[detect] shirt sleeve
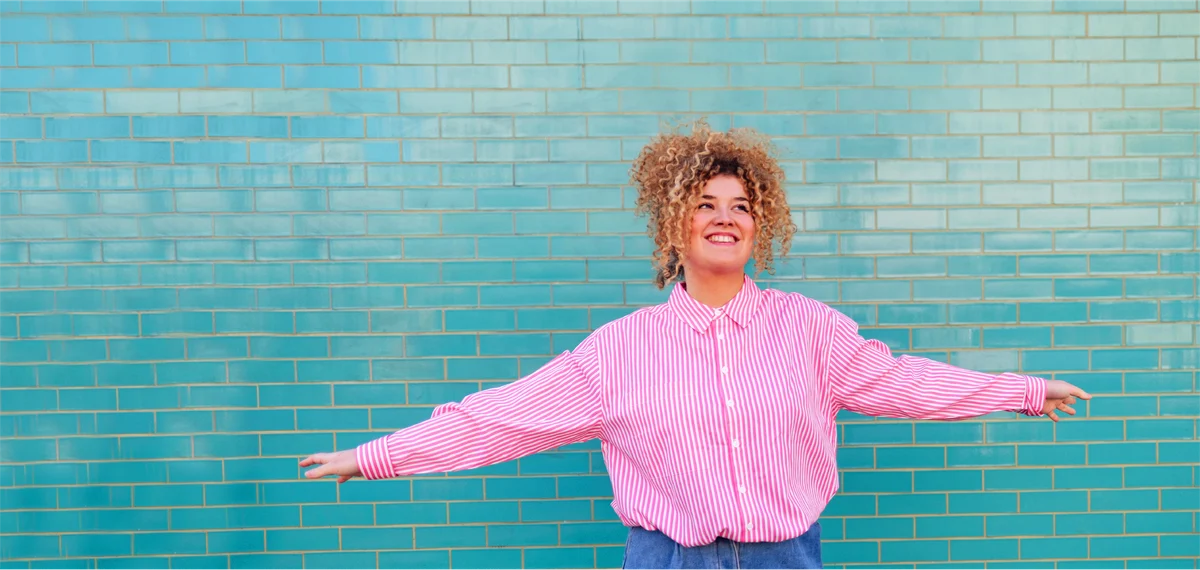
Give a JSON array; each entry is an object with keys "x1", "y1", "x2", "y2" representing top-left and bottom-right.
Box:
[
  {"x1": 355, "y1": 337, "x2": 604, "y2": 480},
  {"x1": 824, "y1": 309, "x2": 1047, "y2": 420}
]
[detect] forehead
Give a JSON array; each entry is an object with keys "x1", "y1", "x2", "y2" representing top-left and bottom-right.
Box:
[{"x1": 700, "y1": 175, "x2": 747, "y2": 199}]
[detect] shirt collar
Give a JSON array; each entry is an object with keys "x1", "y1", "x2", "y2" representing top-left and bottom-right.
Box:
[{"x1": 668, "y1": 274, "x2": 762, "y2": 333}]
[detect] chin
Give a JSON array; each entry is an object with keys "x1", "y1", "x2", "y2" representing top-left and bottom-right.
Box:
[{"x1": 696, "y1": 261, "x2": 751, "y2": 276}]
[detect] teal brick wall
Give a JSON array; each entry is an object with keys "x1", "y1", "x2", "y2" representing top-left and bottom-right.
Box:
[{"x1": 0, "y1": 0, "x2": 1197, "y2": 568}]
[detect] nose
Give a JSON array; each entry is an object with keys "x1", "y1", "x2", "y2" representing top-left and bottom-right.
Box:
[{"x1": 713, "y1": 205, "x2": 734, "y2": 224}]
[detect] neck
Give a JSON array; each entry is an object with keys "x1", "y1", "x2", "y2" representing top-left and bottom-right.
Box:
[{"x1": 682, "y1": 269, "x2": 745, "y2": 309}]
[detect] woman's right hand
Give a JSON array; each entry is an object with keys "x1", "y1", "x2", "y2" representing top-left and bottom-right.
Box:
[
  {"x1": 300, "y1": 449, "x2": 362, "y2": 484},
  {"x1": 1041, "y1": 379, "x2": 1091, "y2": 422}
]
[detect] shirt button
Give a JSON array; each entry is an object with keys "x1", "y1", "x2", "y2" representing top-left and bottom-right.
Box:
[
  {"x1": 720, "y1": 366, "x2": 728, "y2": 375},
  {"x1": 738, "y1": 485, "x2": 747, "y2": 494},
  {"x1": 726, "y1": 399, "x2": 735, "y2": 407},
  {"x1": 731, "y1": 439, "x2": 740, "y2": 449},
  {"x1": 717, "y1": 333, "x2": 724, "y2": 340},
  {"x1": 746, "y1": 522, "x2": 754, "y2": 530}
]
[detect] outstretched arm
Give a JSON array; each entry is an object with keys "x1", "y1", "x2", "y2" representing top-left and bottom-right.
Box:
[
  {"x1": 302, "y1": 338, "x2": 603, "y2": 482},
  {"x1": 824, "y1": 310, "x2": 1089, "y2": 421}
]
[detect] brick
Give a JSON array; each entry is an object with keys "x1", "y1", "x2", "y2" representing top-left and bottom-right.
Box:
[
  {"x1": 127, "y1": 16, "x2": 203, "y2": 40},
  {"x1": 946, "y1": 15, "x2": 1013, "y2": 37},
  {"x1": 162, "y1": 0, "x2": 239, "y2": 12},
  {"x1": 3, "y1": 16, "x2": 51, "y2": 41},
  {"x1": 1128, "y1": 37, "x2": 1196, "y2": 60},
  {"x1": 1014, "y1": 63, "x2": 1087, "y2": 87},
  {"x1": 1159, "y1": 11, "x2": 1200, "y2": 35},
  {"x1": 983, "y1": 39, "x2": 1051, "y2": 61},
  {"x1": 31, "y1": 91, "x2": 103, "y2": 114},
  {"x1": 246, "y1": 40, "x2": 321, "y2": 64},
  {"x1": 205, "y1": 16, "x2": 281, "y2": 39},
  {"x1": 106, "y1": 91, "x2": 178, "y2": 114},
  {"x1": 86, "y1": 0, "x2": 160, "y2": 9},
  {"x1": 238, "y1": 0, "x2": 318, "y2": 13},
  {"x1": 93, "y1": 42, "x2": 168, "y2": 65},
  {"x1": 1091, "y1": 62, "x2": 1160, "y2": 84},
  {"x1": 911, "y1": 39, "x2": 981, "y2": 62},
  {"x1": 1161, "y1": 61, "x2": 1200, "y2": 84},
  {"x1": 512, "y1": 16, "x2": 580, "y2": 39},
  {"x1": 910, "y1": 90, "x2": 980, "y2": 114},
  {"x1": 873, "y1": 15, "x2": 941, "y2": 37},
  {"x1": 793, "y1": 14, "x2": 864, "y2": 38},
  {"x1": 19, "y1": 43, "x2": 92, "y2": 66},
  {"x1": 208, "y1": 65, "x2": 283, "y2": 88},
  {"x1": 648, "y1": 16, "x2": 721, "y2": 39},
  {"x1": 1048, "y1": 0, "x2": 1122, "y2": 11},
  {"x1": 1089, "y1": 13, "x2": 1158, "y2": 36},
  {"x1": 281, "y1": 15, "x2": 357, "y2": 39},
  {"x1": 0, "y1": 67, "x2": 50, "y2": 90},
  {"x1": 170, "y1": 40, "x2": 244, "y2": 64},
  {"x1": 284, "y1": 65, "x2": 360, "y2": 88}
]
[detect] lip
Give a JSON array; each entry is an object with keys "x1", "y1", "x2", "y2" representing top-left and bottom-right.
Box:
[{"x1": 704, "y1": 232, "x2": 740, "y2": 246}]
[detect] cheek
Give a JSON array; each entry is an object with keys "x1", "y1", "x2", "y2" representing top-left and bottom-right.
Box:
[{"x1": 738, "y1": 216, "x2": 756, "y2": 242}]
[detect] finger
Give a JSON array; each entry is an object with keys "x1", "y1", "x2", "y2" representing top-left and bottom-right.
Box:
[
  {"x1": 1047, "y1": 410, "x2": 1059, "y2": 422},
  {"x1": 1071, "y1": 387, "x2": 1092, "y2": 400},
  {"x1": 1057, "y1": 402, "x2": 1076, "y2": 415},
  {"x1": 305, "y1": 465, "x2": 330, "y2": 479},
  {"x1": 1064, "y1": 395, "x2": 1076, "y2": 405},
  {"x1": 299, "y1": 453, "x2": 327, "y2": 467},
  {"x1": 337, "y1": 475, "x2": 352, "y2": 484}
]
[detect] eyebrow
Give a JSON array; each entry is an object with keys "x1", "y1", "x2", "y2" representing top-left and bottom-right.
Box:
[{"x1": 699, "y1": 194, "x2": 750, "y2": 202}]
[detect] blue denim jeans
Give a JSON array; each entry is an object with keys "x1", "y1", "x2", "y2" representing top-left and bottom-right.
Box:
[{"x1": 621, "y1": 522, "x2": 822, "y2": 569}]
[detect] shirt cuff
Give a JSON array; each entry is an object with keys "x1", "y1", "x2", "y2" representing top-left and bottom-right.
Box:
[
  {"x1": 1021, "y1": 375, "x2": 1047, "y2": 417},
  {"x1": 355, "y1": 436, "x2": 394, "y2": 480}
]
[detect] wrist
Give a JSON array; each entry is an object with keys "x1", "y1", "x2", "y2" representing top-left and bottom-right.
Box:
[
  {"x1": 1023, "y1": 375, "x2": 1048, "y2": 417},
  {"x1": 355, "y1": 436, "x2": 393, "y2": 480}
]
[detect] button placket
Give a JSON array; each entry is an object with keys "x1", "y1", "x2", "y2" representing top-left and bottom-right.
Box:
[
  {"x1": 721, "y1": 323, "x2": 733, "y2": 407},
  {"x1": 714, "y1": 318, "x2": 750, "y2": 535},
  {"x1": 717, "y1": 324, "x2": 736, "y2": 452}
]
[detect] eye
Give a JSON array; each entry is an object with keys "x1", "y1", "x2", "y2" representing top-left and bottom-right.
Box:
[
  {"x1": 697, "y1": 202, "x2": 714, "y2": 209},
  {"x1": 734, "y1": 204, "x2": 750, "y2": 212}
]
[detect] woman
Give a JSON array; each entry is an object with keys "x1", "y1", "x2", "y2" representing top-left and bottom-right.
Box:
[{"x1": 301, "y1": 121, "x2": 1090, "y2": 569}]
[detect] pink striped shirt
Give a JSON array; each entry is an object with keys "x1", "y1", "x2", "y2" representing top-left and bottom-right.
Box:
[{"x1": 356, "y1": 276, "x2": 1047, "y2": 547}]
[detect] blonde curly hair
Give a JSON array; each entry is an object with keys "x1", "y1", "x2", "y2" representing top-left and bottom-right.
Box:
[{"x1": 630, "y1": 120, "x2": 796, "y2": 289}]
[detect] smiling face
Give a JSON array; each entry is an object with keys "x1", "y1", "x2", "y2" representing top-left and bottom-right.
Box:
[
  {"x1": 631, "y1": 121, "x2": 798, "y2": 289},
  {"x1": 682, "y1": 174, "x2": 756, "y2": 281}
]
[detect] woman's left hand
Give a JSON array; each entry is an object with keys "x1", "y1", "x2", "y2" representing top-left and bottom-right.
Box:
[
  {"x1": 300, "y1": 449, "x2": 362, "y2": 483},
  {"x1": 1042, "y1": 380, "x2": 1091, "y2": 422}
]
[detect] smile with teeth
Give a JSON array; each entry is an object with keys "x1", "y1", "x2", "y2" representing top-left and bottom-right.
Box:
[{"x1": 707, "y1": 234, "x2": 737, "y2": 244}]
